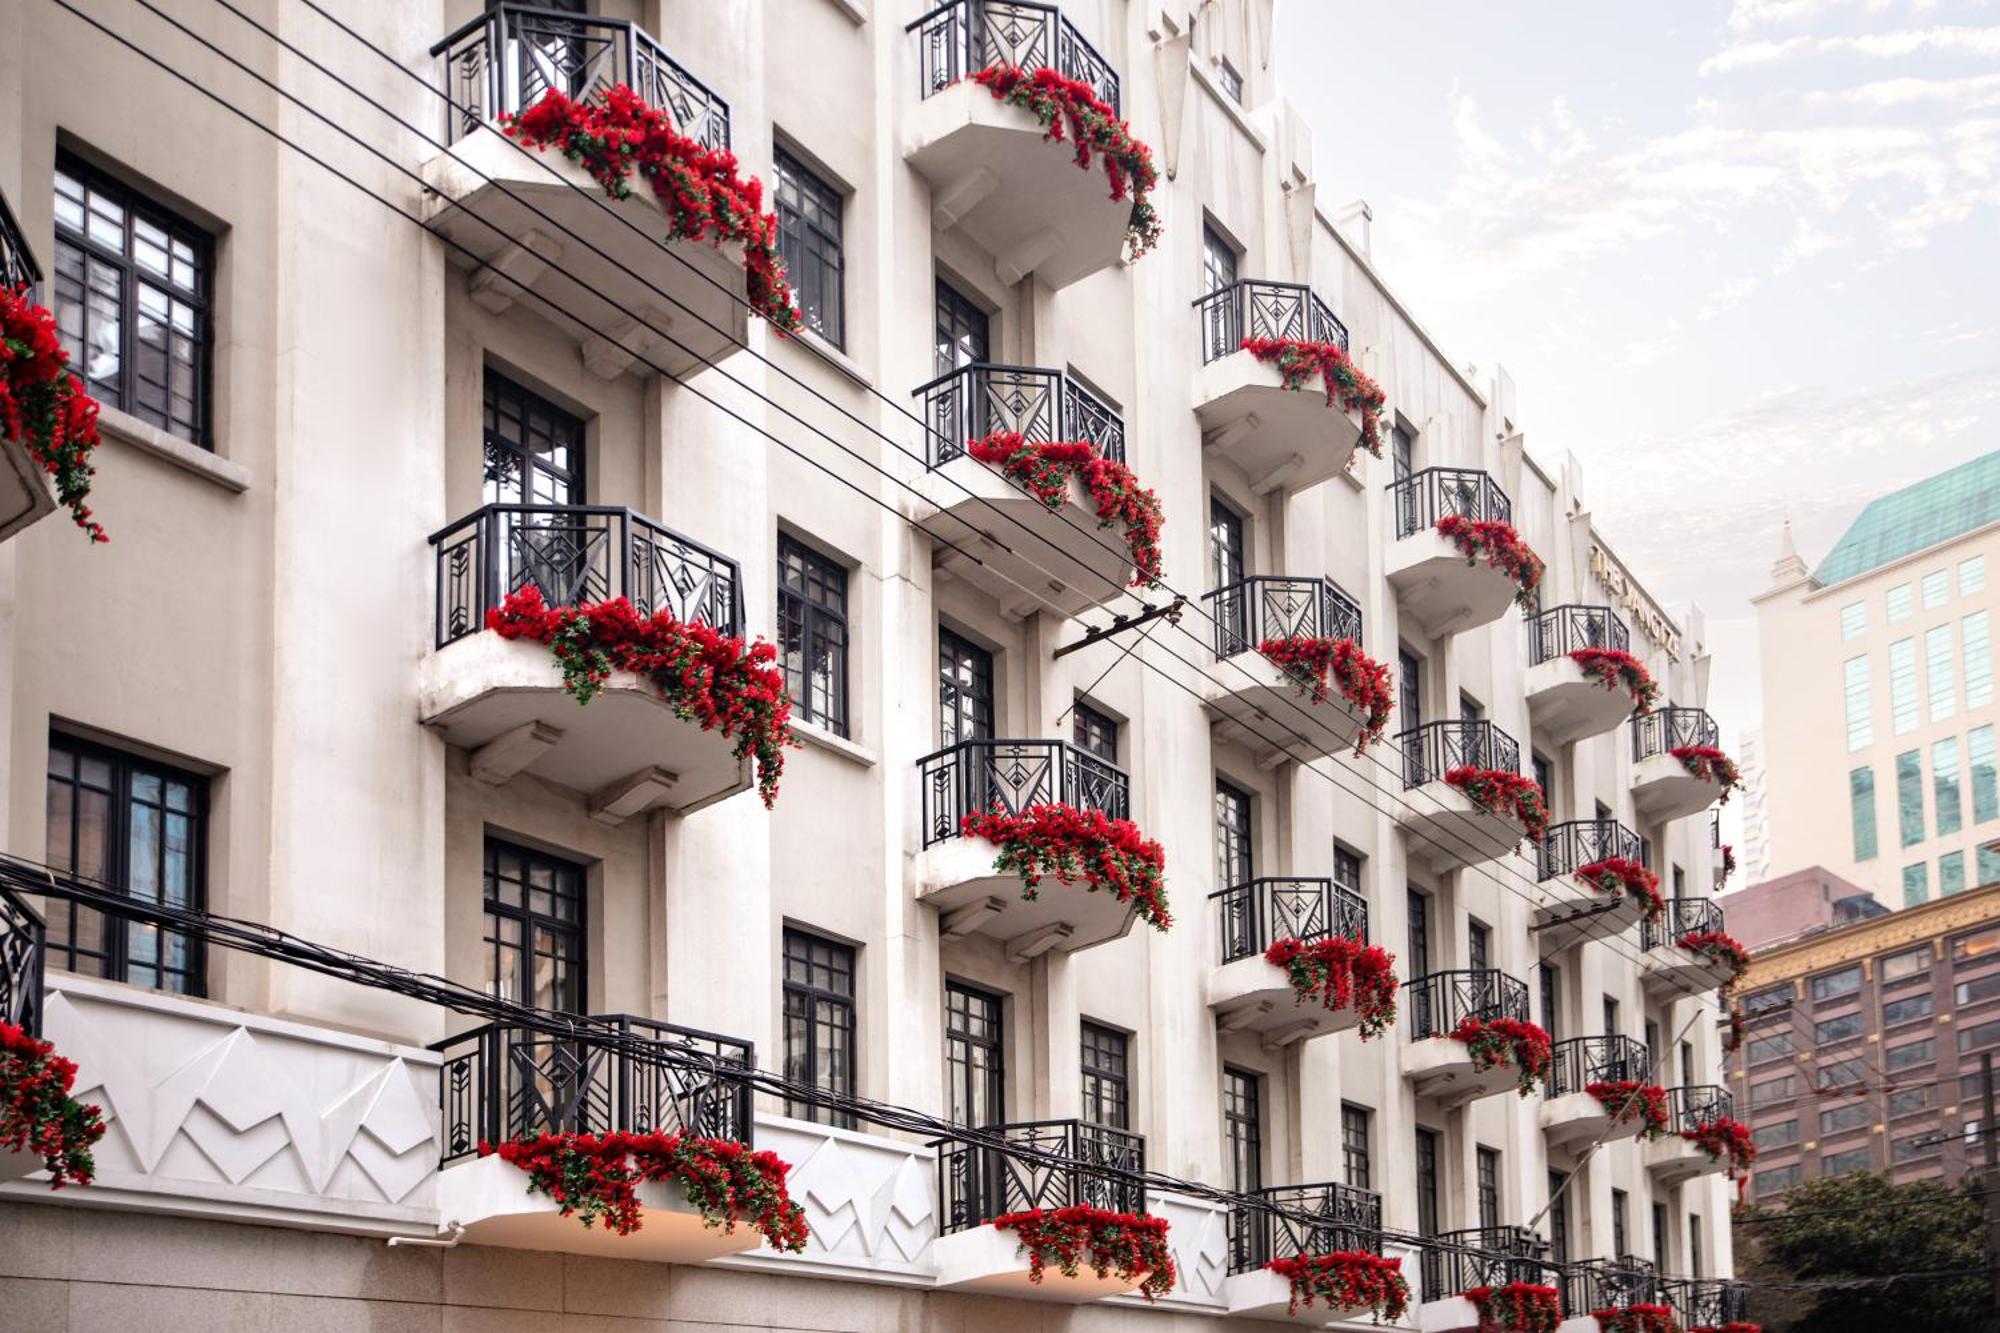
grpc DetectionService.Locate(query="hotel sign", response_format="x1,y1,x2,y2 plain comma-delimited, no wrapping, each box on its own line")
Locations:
1590,544,1681,662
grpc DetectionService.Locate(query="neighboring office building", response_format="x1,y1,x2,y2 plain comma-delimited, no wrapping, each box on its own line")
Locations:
1753,454,2000,907
1722,865,1886,954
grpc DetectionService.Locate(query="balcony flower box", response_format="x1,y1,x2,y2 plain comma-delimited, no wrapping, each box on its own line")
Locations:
1258,635,1395,755
1,286,106,543
0,1021,104,1189
1449,1015,1553,1097
1467,1281,1563,1333
960,804,1170,933
934,1204,1175,1302
1264,936,1399,1041
1262,1250,1410,1322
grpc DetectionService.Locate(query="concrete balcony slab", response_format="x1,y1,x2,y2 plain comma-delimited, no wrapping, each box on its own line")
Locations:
1396,783,1529,874
1200,650,1369,764
931,1220,1149,1300
1194,352,1363,496
0,433,56,544
1402,1037,1521,1108
915,837,1137,959
1630,752,1723,823
1386,530,1518,638
920,459,1137,619
1539,1091,1647,1151
1524,656,1635,745
1206,954,1361,1046
438,1155,763,1262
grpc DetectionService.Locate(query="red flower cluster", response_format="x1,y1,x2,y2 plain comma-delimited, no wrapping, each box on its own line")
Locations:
1676,929,1751,990
969,67,1161,260
1681,1115,1756,1180
1691,1324,1761,1333
1239,336,1387,458
1569,647,1660,713
0,1023,106,1190
1594,1304,1681,1333
1465,1281,1563,1333
1670,745,1743,803
991,1204,1177,1301
1266,1250,1410,1320
1,286,106,542
961,803,1170,931
1584,1080,1672,1139
1575,856,1665,920
1449,1015,1553,1096
1444,766,1551,844
1720,844,1737,882
965,431,1165,587
502,84,801,331
1435,514,1545,611
1256,635,1394,753
487,587,794,807
1722,1004,1747,1055
1263,935,1400,1040
483,1130,808,1249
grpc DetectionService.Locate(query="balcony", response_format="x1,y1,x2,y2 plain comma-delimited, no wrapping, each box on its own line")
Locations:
0,881,46,1185
1532,820,1647,951
1199,576,1370,763
916,738,1137,957
913,363,1135,617
0,192,57,545
433,1015,760,1260
1387,468,1520,637
1417,1229,1560,1332
1394,720,1533,873
1207,876,1370,1044
1192,280,1364,494
905,1,1129,288
423,6,746,378
1659,1276,1750,1330
1525,605,1636,744
1639,898,1734,1000
1223,1181,1386,1321
1631,707,1727,822
1560,1258,1662,1332
931,1119,1151,1299
1403,969,1533,1106
1645,1085,1735,1183
419,504,749,817
1539,1036,1654,1149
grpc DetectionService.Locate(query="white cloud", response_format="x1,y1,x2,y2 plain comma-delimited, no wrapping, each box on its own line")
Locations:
1806,71,2000,107
1703,25,2000,72
1697,275,1761,318
1725,0,1898,32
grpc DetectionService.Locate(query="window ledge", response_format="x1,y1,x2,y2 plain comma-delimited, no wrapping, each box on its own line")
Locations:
789,719,877,768
822,0,867,22
780,326,874,391
98,406,251,494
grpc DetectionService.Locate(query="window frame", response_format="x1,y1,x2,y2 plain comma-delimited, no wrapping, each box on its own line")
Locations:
782,927,857,1128
1221,1065,1262,1194
483,366,586,508
1080,1020,1131,1131
1341,1103,1372,1190
482,837,588,1013
1071,699,1119,765
772,146,845,347
943,978,1005,1129
777,533,851,737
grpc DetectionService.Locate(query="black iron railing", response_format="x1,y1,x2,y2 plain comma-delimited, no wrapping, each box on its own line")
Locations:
1212,877,1369,964
1528,604,1630,666
909,0,1120,113
432,3,730,150
1565,1257,1660,1313
1662,1083,1734,1133
0,881,46,1036
913,362,1125,467
1406,968,1529,1040
932,1119,1144,1233
1193,278,1348,363
433,1015,755,1165
1397,718,1521,790
428,503,741,650
1419,1227,1559,1302
1632,705,1720,761
1659,1276,1749,1327
1204,575,1363,661
1545,1035,1652,1098
1392,466,1511,540
1640,897,1725,951
0,191,41,294
919,737,1130,847
1228,1181,1383,1274
1538,819,1643,883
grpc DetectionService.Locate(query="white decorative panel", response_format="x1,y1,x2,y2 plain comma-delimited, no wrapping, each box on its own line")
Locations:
749,1113,937,1277
1146,1190,1230,1306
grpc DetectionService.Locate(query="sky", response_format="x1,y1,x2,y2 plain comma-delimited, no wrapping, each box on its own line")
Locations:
1273,0,2000,770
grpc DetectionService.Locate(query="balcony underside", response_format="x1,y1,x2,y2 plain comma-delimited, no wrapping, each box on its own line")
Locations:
916,838,1137,959
905,84,1130,289
1397,785,1527,874
933,1221,1147,1300
1386,531,1518,639
421,127,750,380
1402,1037,1520,1107
1200,651,1367,764
1531,879,1645,954
0,435,56,545
1418,1294,1483,1332
1206,955,1359,1046
1224,1267,1371,1323
1539,1091,1647,1150
418,634,751,818
1524,657,1635,745
438,1156,763,1262
1645,1135,1724,1184
0,1145,43,1186
1194,352,1362,496
922,460,1136,619
1557,1318,1617,1333
1631,752,1723,823
1640,945,1736,1001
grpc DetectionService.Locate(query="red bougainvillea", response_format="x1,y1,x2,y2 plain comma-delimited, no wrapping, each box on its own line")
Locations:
487,587,794,807
1670,745,1743,803
1,286,106,542
968,66,1161,260
1449,1015,1553,1096
1267,1250,1410,1320
501,84,801,332
1263,936,1399,1040
1595,1305,1681,1333
1682,1116,1757,1181
1585,1080,1672,1139
966,431,1164,587
1435,514,1544,611
1465,1282,1563,1333
1445,766,1551,844
483,1131,808,1248
0,1023,104,1190
1722,1005,1747,1055
991,1205,1177,1301
1720,844,1737,882
961,804,1170,931
1256,635,1394,753
1575,856,1665,920
1569,647,1659,713
1239,336,1387,457
1691,1324,1761,1333
1677,929,1751,991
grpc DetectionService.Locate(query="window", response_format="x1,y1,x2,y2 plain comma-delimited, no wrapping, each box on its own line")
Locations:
1905,861,1930,907
1341,1104,1372,1189
1080,1022,1130,1130
1890,638,1919,732
1964,610,1994,710
1222,1067,1262,1193
1897,750,1926,847
1747,1032,1794,1065
1959,972,2000,1005
1754,1119,1800,1150
1958,1018,2000,1054
1844,657,1872,750
1216,57,1244,102
1820,1104,1869,1135
1890,1086,1935,1117
782,929,856,1127
1820,1059,1866,1089
1850,767,1879,862
1983,842,2000,887
1398,648,1423,734
1201,224,1238,296
1547,1171,1570,1264
1756,1164,1802,1197
1811,965,1863,1003
1886,1038,1936,1071
1072,701,1118,764
1469,919,1491,973
1962,555,1987,595
1392,426,1414,486
1532,753,1554,808
1957,924,2000,962
1414,1127,1440,1237
1603,994,1622,1038
937,628,994,746
1210,498,1248,648
1815,1013,1864,1044
944,981,1004,1128
1215,781,1254,890
1749,1075,1797,1105
1611,1188,1628,1260
1943,850,1968,896
1478,1147,1501,1231
483,368,584,507
1889,584,1913,622
1892,1134,1940,1165
45,734,208,994
1973,726,1999,823
1745,983,1794,1015
52,155,212,445
778,535,850,736
1928,624,1958,721
1885,992,1935,1025
773,148,843,345
934,279,989,375
1933,738,1965,837
1824,1146,1873,1175
1646,1019,1661,1066
1689,1214,1704,1279
482,839,585,1011
1924,569,1951,609
1406,888,1431,979
1882,947,1930,985
1333,845,1362,897
1840,601,1867,639
1539,963,1562,1043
